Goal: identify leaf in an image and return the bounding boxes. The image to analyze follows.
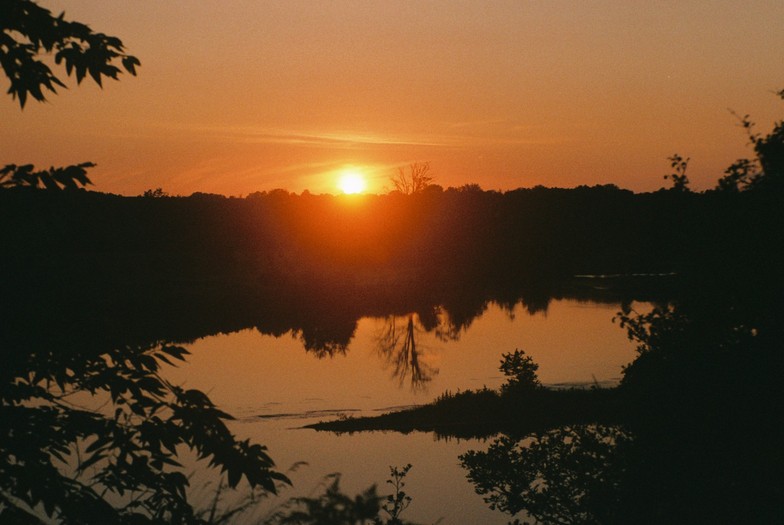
[49,446,68,463]
[85,434,111,453]
[129,401,146,417]
[139,354,159,372]
[75,64,87,83]
[161,345,190,361]
[79,451,106,472]
[227,466,242,488]
[89,65,103,86]
[122,55,140,75]
[43,498,55,517]
[154,352,175,367]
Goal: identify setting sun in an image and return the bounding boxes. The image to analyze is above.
[337,171,367,194]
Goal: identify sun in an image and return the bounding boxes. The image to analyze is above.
[337,170,367,194]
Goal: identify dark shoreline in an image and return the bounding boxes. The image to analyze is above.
[305,386,625,440]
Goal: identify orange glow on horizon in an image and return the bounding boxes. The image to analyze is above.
[3,2,782,196]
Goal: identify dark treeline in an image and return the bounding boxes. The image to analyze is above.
[3,182,779,284]
[3,181,779,359]
[7,181,762,358]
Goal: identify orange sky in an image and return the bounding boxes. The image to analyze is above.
[3,1,783,196]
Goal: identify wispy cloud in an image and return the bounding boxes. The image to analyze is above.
[173,124,453,148]
[444,118,573,146]
[147,121,566,149]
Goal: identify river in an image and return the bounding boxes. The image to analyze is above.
[160,298,643,524]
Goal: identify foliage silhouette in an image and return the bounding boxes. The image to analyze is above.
[389,162,434,195]
[142,187,170,198]
[1,1,140,194]
[268,473,381,525]
[264,465,419,525]
[499,349,541,395]
[0,340,289,523]
[1,0,139,107]
[2,180,710,290]
[454,165,783,522]
[663,154,690,191]
[458,272,782,523]
[614,293,782,522]
[716,90,784,192]
[716,157,758,193]
[0,161,94,190]
[0,43,306,508]
[308,361,622,439]
[460,425,632,525]
[379,464,414,525]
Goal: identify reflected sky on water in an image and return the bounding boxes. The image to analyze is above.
[160,298,643,524]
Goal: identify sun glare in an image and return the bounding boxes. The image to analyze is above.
[337,170,367,194]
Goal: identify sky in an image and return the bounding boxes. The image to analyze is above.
[2,0,783,196]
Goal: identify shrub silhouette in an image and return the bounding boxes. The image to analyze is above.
[499,349,542,395]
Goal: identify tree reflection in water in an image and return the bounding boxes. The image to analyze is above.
[375,314,440,391]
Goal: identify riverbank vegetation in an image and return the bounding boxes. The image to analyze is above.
[306,352,623,440]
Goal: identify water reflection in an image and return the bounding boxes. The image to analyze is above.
[459,281,784,524]
[1,267,656,521]
[375,314,439,391]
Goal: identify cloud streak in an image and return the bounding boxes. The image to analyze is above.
[170,123,567,151]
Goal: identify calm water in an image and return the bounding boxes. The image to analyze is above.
[162,298,644,524]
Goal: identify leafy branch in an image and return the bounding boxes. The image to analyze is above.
[0,162,95,190]
[1,0,140,107]
[0,342,290,523]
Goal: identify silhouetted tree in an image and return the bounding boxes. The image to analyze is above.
[716,158,758,192]
[610,268,784,522]
[663,154,690,192]
[499,349,541,395]
[461,425,632,524]
[389,162,434,195]
[717,90,784,192]
[1,0,139,107]
[142,187,169,198]
[453,183,483,193]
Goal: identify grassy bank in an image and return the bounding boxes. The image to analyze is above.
[305,385,623,440]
